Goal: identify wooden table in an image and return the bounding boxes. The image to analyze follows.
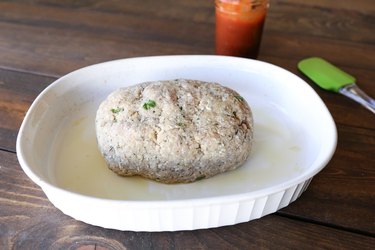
[1,0,374,249]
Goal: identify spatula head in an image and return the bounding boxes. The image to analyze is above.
[298,57,356,93]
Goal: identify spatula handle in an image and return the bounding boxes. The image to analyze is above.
[339,83,375,114]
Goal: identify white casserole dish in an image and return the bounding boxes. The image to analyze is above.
[17,55,337,231]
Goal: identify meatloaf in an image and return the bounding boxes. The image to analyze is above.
[95,79,253,183]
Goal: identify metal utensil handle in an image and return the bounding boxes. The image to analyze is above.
[339,83,375,114]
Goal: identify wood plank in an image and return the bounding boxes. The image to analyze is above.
[257,55,375,128]
[279,123,375,235]
[3,0,215,23]
[1,151,374,249]
[0,1,374,76]
[0,1,214,76]
[274,0,375,13]
[266,0,375,43]
[0,69,55,152]
[260,33,375,71]
[1,0,374,248]
[6,0,375,22]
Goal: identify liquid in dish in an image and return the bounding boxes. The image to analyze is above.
[51,96,308,200]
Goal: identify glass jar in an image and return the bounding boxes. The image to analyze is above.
[215,0,269,58]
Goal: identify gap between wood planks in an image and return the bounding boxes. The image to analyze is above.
[276,211,375,238]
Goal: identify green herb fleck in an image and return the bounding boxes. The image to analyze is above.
[111,107,124,113]
[143,100,156,110]
[177,122,184,127]
[234,95,244,102]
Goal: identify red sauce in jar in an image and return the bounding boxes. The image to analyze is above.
[215,0,268,58]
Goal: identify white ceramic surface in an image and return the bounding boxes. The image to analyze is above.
[17,55,337,231]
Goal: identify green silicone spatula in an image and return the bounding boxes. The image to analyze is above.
[298,57,375,114]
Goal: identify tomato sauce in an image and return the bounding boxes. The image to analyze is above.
[215,1,268,58]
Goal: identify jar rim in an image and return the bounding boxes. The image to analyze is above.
[216,0,269,14]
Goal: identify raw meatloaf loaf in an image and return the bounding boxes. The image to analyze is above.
[95,79,253,183]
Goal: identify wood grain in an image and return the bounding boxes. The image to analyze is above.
[1,150,374,249]
[275,0,375,13]
[266,0,375,44]
[0,1,214,76]
[279,124,375,235]
[1,1,374,76]
[0,0,374,248]
[0,69,55,152]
